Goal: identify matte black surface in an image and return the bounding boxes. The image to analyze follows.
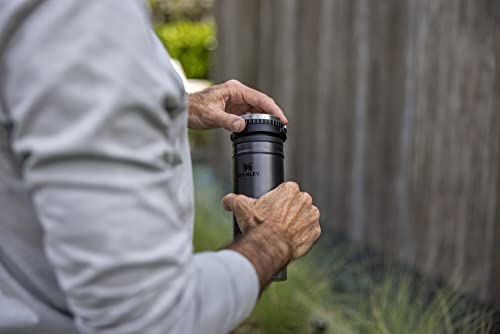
[231,116,287,281]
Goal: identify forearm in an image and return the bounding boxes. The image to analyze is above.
[228,225,293,289]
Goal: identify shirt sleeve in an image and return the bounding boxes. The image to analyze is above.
[1,1,258,333]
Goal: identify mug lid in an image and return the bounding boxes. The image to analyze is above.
[231,113,287,142]
[241,114,281,122]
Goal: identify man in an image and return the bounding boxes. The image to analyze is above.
[0,1,321,333]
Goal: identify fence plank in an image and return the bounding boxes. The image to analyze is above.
[213,0,500,306]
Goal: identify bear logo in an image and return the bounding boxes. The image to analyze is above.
[243,162,253,172]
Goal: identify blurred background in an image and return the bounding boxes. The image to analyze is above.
[149,0,499,333]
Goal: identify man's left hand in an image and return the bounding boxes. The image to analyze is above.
[188,80,288,132]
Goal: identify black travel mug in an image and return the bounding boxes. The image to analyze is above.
[231,114,287,281]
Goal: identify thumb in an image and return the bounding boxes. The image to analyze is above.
[222,193,237,211]
[222,193,255,212]
[216,112,245,132]
[222,193,257,233]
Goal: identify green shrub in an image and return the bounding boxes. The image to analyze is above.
[155,21,214,79]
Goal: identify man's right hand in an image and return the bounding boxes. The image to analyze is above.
[222,182,321,288]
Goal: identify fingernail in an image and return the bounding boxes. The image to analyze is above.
[232,119,243,132]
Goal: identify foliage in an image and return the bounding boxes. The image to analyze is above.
[192,165,494,334]
[148,0,214,24]
[155,21,214,79]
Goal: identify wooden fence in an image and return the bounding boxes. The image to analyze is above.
[212,0,500,306]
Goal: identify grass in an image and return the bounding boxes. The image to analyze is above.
[192,165,495,334]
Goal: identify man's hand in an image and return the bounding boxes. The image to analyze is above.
[188,80,288,132]
[222,182,321,288]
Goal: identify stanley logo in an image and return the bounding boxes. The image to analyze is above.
[238,162,260,177]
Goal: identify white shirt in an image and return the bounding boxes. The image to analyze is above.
[0,1,258,333]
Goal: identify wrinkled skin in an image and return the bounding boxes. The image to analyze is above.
[188,79,288,132]
[223,182,321,288]
[188,80,320,289]
[223,182,321,260]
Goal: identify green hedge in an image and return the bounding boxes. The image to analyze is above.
[155,21,215,79]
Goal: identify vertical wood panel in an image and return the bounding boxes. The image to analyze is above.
[363,0,409,253]
[213,0,260,186]
[410,0,500,299]
[398,0,417,263]
[313,0,336,219]
[213,0,500,306]
[256,0,274,93]
[271,0,298,181]
[292,0,321,194]
[350,0,370,242]
[329,1,357,234]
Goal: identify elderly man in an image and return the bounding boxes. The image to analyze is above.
[0,1,321,333]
